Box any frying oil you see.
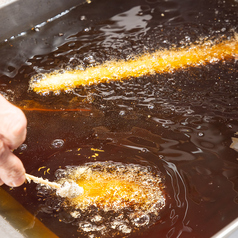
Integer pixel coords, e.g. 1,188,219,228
0,0,238,238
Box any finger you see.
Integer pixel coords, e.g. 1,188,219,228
0,178,3,186
0,95,27,149
0,140,26,187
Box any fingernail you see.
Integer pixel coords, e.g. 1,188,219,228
9,174,25,187
9,181,17,187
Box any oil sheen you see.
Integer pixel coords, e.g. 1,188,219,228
0,0,238,238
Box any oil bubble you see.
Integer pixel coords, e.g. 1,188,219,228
84,27,91,32
148,103,154,109
119,110,126,116
118,224,132,233
51,139,64,148
70,210,81,218
198,132,204,137
79,221,93,232
91,215,102,222
84,55,96,64
19,144,27,151
80,15,87,21
58,211,75,223
54,169,67,178
131,213,150,227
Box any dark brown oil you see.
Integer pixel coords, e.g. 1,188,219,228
0,0,238,237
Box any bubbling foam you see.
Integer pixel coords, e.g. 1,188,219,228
54,161,166,237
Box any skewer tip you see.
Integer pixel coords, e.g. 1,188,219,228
56,181,84,198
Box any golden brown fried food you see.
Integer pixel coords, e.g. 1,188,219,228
30,35,238,94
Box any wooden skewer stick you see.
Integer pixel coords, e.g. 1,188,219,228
25,173,84,198
25,173,61,189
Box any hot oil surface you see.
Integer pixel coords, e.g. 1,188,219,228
1,0,238,238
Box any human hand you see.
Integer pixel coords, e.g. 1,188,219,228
0,95,27,187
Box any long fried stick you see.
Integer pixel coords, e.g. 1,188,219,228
30,35,238,94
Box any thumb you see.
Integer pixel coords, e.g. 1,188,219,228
0,140,26,187
0,95,27,149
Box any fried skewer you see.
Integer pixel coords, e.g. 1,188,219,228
30,35,238,94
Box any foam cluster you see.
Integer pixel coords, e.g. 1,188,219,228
55,161,166,237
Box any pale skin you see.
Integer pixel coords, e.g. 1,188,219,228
0,94,26,187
